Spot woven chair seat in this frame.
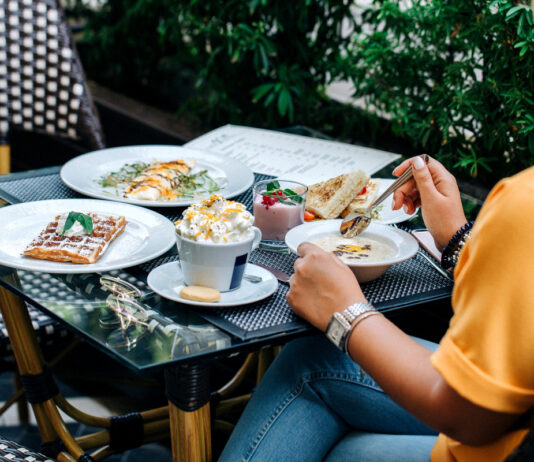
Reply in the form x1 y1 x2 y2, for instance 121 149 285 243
0 435 57 461
0 303 71 359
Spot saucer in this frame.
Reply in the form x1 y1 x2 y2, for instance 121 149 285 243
147 262 278 308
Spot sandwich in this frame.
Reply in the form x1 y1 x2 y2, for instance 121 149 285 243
305 170 369 219
340 178 381 217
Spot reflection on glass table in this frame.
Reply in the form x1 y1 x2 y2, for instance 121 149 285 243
10 268 232 370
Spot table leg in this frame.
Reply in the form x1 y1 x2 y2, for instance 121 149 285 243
165 363 212 462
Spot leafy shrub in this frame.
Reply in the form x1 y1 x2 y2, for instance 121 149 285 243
343 0 534 183
70 0 533 186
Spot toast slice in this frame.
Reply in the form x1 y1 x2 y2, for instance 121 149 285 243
341 178 381 217
306 170 369 219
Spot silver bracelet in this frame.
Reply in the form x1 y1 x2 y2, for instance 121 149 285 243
340 301 375 323
343 310 382 356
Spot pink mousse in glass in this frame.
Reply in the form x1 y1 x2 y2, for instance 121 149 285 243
253 179 308 241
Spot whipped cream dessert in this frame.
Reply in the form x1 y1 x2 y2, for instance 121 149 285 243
56 212 92 237
175 195 254 243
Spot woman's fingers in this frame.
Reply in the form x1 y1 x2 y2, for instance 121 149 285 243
392 178 418 210
392 158 412 177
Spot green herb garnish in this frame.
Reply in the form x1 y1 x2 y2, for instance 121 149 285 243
98 162 148 189
172 169 221 198
261 182 304 207
371 204 383 220
97 162 221 199
62 212 93 236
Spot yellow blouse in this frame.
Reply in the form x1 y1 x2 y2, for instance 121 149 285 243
430 166 534 462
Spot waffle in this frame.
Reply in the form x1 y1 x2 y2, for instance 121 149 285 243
23 213 127 264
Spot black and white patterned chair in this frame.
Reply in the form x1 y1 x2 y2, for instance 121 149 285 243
0 435 57 461
0 0 105 174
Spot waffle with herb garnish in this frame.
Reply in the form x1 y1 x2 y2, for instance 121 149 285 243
24 212 127 264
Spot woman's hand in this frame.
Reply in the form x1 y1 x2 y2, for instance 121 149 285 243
392 155 467 250
287 242 366 331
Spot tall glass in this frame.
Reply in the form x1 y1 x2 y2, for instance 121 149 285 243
253 179 308 241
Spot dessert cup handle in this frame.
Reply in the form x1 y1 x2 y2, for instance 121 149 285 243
251 227 262 251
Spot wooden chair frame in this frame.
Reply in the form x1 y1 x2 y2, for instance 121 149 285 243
0 270 273 462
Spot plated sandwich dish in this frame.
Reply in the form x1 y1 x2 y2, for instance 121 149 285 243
304 171 413 225
24 211 127 264
304 170 380 220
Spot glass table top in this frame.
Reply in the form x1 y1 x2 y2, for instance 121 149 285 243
0 160 481 374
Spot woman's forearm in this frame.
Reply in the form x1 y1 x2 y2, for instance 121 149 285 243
345 314 520 445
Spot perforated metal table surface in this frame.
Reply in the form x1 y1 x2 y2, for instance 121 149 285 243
0 166 453 373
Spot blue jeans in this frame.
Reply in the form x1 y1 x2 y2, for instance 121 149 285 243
219 334 438 462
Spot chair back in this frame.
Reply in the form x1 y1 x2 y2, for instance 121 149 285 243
0 435 57 461
0 0 105 150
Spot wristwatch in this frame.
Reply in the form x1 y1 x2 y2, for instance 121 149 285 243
325 302 376 352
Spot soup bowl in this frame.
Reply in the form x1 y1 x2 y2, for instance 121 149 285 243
285 220 419 283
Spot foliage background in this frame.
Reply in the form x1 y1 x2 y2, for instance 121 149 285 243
69 0 534 187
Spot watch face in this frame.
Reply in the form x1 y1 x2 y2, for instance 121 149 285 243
326 313 349 348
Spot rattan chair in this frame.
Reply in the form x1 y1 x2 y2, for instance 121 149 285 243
0 435 57 461
0 0 105 174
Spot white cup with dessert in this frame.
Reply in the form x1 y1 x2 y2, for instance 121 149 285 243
175 195 261 293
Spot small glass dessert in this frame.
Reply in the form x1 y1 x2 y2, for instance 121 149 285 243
253 179 308 241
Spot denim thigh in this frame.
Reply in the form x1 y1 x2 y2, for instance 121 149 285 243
219 334 438 462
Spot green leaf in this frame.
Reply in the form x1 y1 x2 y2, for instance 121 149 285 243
251 83 274 103
277 87 290 116
266 180 280 191
62 212 93 236
506 6 525 20
283 188 303 203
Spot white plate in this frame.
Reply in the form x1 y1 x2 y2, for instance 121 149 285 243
285 220 418 282
147 262 278 308
373 178 417 224
0 199 176 273
60 145 254 207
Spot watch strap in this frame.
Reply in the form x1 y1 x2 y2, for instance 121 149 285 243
340 302 375 324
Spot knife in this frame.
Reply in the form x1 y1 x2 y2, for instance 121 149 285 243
254 262 291 283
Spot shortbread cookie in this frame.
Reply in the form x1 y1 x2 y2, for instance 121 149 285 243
180 285 221 302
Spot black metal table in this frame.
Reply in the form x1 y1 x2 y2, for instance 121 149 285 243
0 165 454 461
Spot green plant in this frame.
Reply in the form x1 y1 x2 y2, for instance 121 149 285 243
70 0 359 128
343 0 534 184
70 0 534 187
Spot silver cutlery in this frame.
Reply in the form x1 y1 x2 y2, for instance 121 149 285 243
340 154 429 238
417 250 453 281
254 262 291 283
244 274 263 283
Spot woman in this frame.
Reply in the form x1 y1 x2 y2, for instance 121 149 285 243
219 156 534 462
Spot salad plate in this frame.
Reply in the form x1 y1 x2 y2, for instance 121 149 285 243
60 145 254 207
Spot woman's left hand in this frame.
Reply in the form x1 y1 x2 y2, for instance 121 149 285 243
287 242 367 331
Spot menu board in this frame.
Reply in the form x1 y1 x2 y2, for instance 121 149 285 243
185 125 401 185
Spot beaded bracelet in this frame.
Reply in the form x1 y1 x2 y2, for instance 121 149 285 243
440 221 474 271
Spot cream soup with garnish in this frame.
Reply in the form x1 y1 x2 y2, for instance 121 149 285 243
312 234 395 263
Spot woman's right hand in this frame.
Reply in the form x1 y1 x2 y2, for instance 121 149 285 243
392 156 467 250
